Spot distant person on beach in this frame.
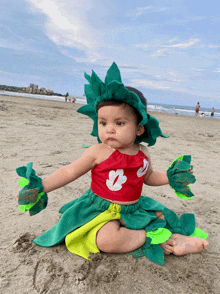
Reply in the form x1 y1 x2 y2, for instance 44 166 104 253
211 107 215 117
65 92 69 102
16 62 208 266
195 102 200 116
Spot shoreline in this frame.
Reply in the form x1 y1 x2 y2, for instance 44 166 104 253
1 93 220 120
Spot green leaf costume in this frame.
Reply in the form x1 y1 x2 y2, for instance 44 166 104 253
16 62 208 265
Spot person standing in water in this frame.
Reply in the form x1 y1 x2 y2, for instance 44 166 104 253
195 102 200 116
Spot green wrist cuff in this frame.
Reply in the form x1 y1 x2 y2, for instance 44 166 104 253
16 162 48 216
18 177 46 213
147 228 172 245
167 154 196 198
168 154 191 168
173 188 194 200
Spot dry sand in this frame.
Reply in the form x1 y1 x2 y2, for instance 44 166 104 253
0 94 220 294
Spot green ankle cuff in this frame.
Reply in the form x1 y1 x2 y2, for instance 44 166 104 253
147 228 172 245
190 228 208 239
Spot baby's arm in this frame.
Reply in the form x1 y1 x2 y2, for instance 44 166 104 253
42 145 98 193
141 144 169 186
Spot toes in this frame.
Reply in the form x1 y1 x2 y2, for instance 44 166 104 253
203 240 209 250
163 247 173 255
161 243 174 255
166 244 174 251
167 239 176 246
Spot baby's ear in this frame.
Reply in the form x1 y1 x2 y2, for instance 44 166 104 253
137 125 145 136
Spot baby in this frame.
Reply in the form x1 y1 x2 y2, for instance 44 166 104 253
17 62 208 265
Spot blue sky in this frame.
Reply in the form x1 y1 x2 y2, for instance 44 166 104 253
1 0 220 108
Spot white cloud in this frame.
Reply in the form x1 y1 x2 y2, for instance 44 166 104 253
130 79 171 90
191 68 205 71
209 45 220 48
127 6 151 17
134 43 151 49
133 6 152 17
150 48 168 58
169 38 177 43
135 38 201 59
127 6 168 18
26 0 104 60
165 38 200 49
135 38 200 54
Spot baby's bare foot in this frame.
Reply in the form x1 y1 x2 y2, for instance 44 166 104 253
170 234 209 256
160 238 176 255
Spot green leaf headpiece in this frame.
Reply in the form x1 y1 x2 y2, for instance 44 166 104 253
77 62 168 146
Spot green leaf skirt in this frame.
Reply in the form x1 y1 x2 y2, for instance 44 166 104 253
33 188 208 265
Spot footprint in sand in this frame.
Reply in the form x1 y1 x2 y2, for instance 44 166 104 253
11 232 37 254
74 253 119 289
33 258 67 294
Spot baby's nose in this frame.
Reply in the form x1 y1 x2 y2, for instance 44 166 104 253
106 124 115 133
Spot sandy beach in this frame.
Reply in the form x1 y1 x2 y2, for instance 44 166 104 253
0 94 220 294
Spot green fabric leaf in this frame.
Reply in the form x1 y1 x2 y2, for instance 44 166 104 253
167 155 196 198
105 62 122 85
173 189 194 199
84 72 91 83
190 228 208 239
18 178 29 187
147 228 172 245
130 240 165 266
91 70 106 96
163 207 196 236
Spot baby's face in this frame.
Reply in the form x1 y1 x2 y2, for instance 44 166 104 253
97 104 143 150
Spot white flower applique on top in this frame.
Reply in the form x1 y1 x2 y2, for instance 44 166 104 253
137 159 149 177
106 169 127 191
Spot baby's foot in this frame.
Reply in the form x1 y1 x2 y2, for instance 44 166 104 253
160 238 176 255
170 234 209 256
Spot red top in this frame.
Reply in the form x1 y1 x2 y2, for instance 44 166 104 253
91 150 149 202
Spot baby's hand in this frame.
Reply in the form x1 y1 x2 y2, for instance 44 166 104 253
16 189 21 197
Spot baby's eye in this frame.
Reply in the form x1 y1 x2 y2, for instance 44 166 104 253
99 121 107 126
116 121 125 126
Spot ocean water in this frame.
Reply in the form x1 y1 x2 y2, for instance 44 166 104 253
1 90 220 119
148 103 220 119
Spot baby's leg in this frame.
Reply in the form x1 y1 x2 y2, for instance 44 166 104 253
96 220 146 253
96 220 209 257
155 211 165 219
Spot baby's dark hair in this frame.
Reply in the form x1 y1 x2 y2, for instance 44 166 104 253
125 86 147 111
